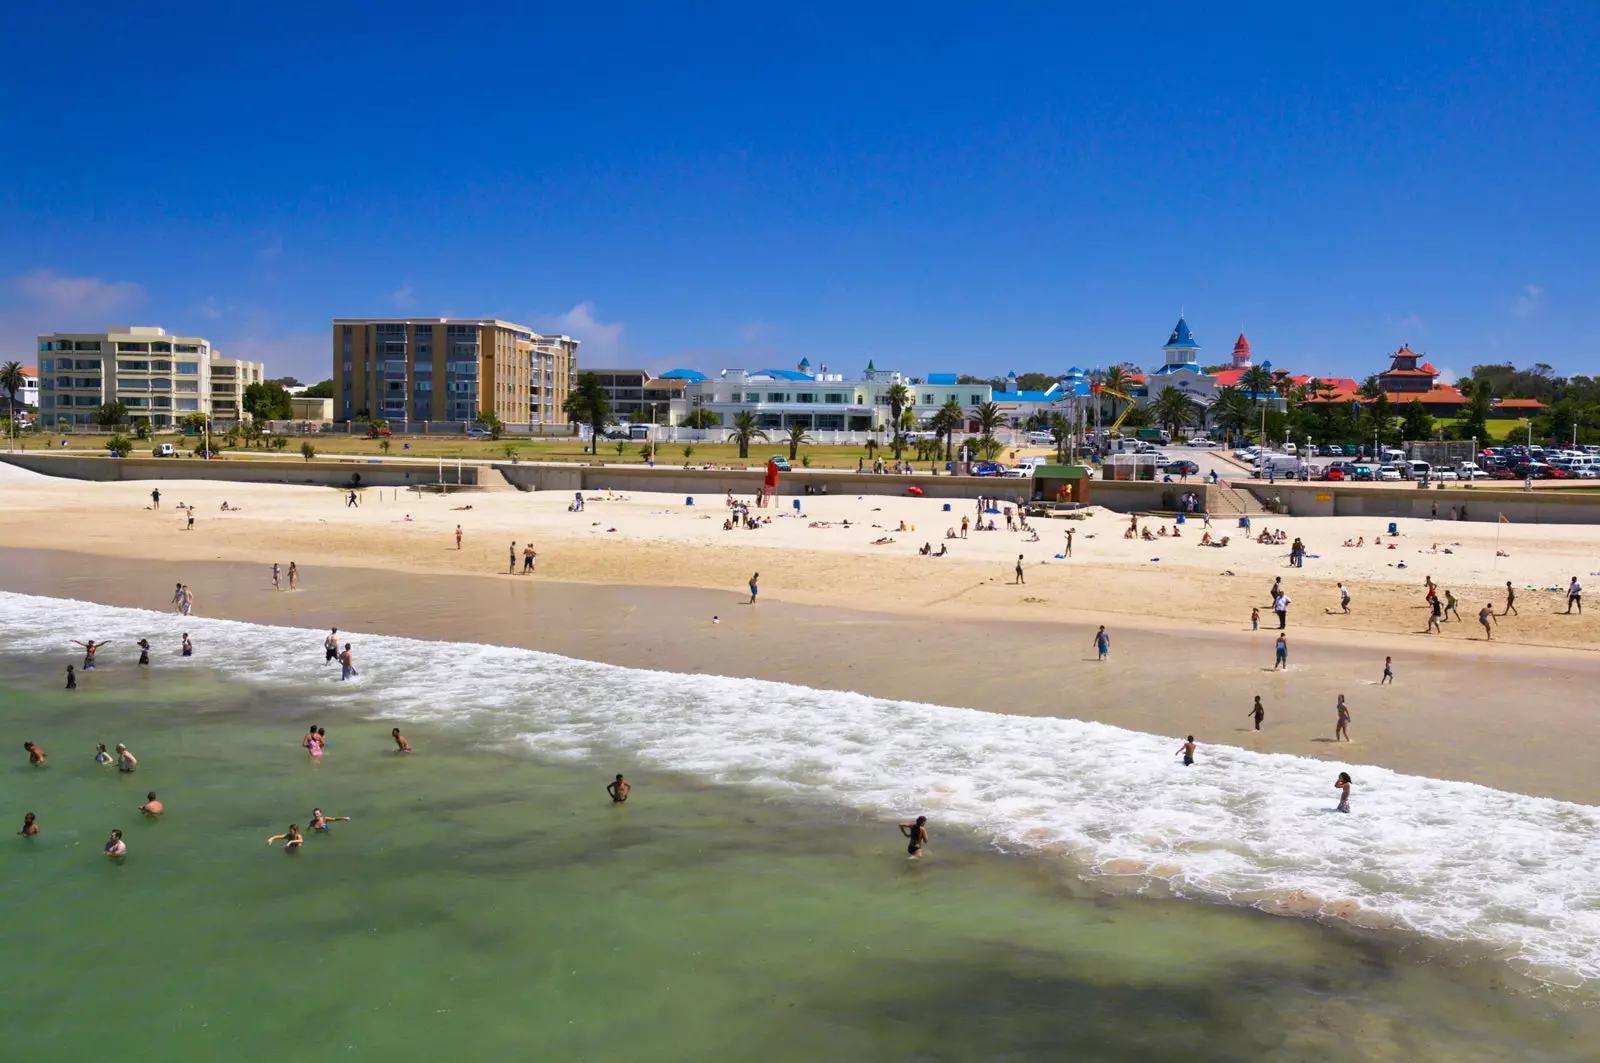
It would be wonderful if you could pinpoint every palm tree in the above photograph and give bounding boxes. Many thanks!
[931,399,964,461]
[1048,412,1071,462]
[1099,366,1130,422]
[562,372,613,452]
[885,383,912,459]
[730,410,768,459]
[1239,365,1275,407]
[974,401,1005,453]
[1151,388,1198,437]
[0,361,24,421]
[784,422,813,461]
[1210,387,1254,441]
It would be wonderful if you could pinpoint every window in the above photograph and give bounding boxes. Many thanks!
[177,381,198,393]
[117,378,151,391]
[39,358,52,373]
[767,392,787,403]
[76,341,102,351]
[74,395,99,406]
[117,342,150,352]
[75,359,102,370]
[152,396,172,408]
[118,361,151,372]
[151,342,172,352]
[177,398,199,412]
[176,362,199,375]
[970,394,982,405]
[149,378,172,390]
[123,396,149,408]
[175,344,200,354]
[150,360,172,372]
[794,392,815,403]
[415,380,431,392]
[824,392,844,404]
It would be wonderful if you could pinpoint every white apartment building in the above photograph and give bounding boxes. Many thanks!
[9,365,40,414]
[679,363,993,432]
[35,326,263,428]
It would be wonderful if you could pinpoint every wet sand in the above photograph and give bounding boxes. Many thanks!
[6,546,1599,805]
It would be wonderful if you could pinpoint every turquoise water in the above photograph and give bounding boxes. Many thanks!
[3,610,1599,1060]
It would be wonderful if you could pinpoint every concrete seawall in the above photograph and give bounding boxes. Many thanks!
[0,454,482,489]
[1242,481,1600,524]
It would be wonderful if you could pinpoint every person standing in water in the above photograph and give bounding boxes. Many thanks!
[607,774,630,803]
[1381,656,1393,684]
[1093,626,1110,661]
[65,664,76,689]
[272,563,281,590]
[899,816,929,858]
[339,643,357,681]
[288,562,298,591]
[115,744,137,772]
[309,808,350,832]
[136,639,151,666]
[181,633,193,657]
[747,572,759,604]
[267,825,303,851]
[391,728,412,753]
[95,743,112,765]
[324,628,340,663]
[1273,635,1288,670]
[172,583,185,612]
[139,792,163,817]
[18,813,38,836]
[23,742,46,766]
[1247,696,1265,730]
[508,542,517,575]
[1176,735,1196,766]
[72,639,110,671]
[1334,772,1353,813]
[104,829,127,858]
[1335,696,1351,742]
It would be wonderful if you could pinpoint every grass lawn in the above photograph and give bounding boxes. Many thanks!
[1433,418,1530,444]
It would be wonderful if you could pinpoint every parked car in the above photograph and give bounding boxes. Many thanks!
[1377,465,1402,481]
[152,443,177,457]
[767,456,792,471]
[1433,467,1459,481]
[1187,438,1219,448]
[1164,459,1200,476]
[1350,464,1376,481]
[970,461,1007,476]
[1456,464,1490,480]
[465,426,492,439]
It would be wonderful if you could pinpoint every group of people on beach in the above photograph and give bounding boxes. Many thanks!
[270,562,299,591]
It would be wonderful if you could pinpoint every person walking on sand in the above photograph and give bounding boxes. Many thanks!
[1503,581,1518,617]
[1093,626,1110,661]
[1176,735,1196,766]
[1337,582,1351,614]
[1248,696,1265,730]
[960,516,969,539]
[172,582,184,612]
[1014,554,1025,585]
[186,507,195,532]
[288,562,297,591]
[272,562,281,590]
[1426,596,1442,633]
[1567,577,1583,615]
[1064,528,1073,557]
[151,487,161,510]
[1335,695,1351,742]
[455,525,463,550]
[1273,634,1288,670]
[180,585,194,616]
[1479,603,1496,640]
[1334,772,1353,813]
[607,774,630,803]
[747,572,759,604]
[1250,607,1259,631]
[1273,591,1290,630]
[1444,589,1460,622]
[899,815,929,858]
[523,544,536,574]
[1381,656,1393,685]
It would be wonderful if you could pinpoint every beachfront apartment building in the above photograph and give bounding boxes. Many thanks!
[34,326,263,429]
[673,362,993,432]
[208,355,264,421]
[333,318,578,427]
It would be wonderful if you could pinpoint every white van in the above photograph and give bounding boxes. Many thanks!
[1404,460,1432,480]
[152,443,176,457]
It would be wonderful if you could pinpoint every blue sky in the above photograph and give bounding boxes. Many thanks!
[2,3,1596,385]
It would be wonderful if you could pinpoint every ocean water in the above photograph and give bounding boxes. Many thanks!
[3,590,1600,1061]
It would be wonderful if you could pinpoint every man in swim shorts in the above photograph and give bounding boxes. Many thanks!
[139,792,163,817]
[325,628,339,663]
[1479,604,1496,640]
[1094,626,1110,661]
[748,572,759,604]
[607,774,630,803]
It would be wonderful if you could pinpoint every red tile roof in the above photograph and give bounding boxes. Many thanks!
[1492,398,1547,409]
[1386,387,1465,405]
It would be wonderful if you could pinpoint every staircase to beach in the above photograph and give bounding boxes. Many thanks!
[1208,480,1268,516]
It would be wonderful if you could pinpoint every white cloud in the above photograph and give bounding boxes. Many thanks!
[193,295,227,321]
[738,321,769,343]
[13,269,146,316]
[389,284,415,309]
[538,302,625,363]
[1435,366,1458,385]
[215,330,328,385]
[1511,285,1545,318]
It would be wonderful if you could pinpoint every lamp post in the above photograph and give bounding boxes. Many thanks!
[650,402,658,465]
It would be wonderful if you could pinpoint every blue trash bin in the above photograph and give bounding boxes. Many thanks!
[942,503,951,512]
[1388,521,1398,536]
[686,496,694,506]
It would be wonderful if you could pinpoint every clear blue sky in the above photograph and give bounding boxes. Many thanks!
[2,3,1595,385]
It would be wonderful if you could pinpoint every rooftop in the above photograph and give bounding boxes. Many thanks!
[1164,317,1199,350]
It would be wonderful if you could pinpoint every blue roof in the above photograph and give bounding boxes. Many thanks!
[1014,389,1053,402]
[927,373,958,385]
[754,368,814,381]
[658,368,706,382]
[1164,317,1199,350]
[1153,363,1209,375]
[798,357,811,367]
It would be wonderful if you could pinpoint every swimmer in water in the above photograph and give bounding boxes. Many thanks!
[307,733,324,761]
[308,808,350,832]
[105,829,127,858]
[1176,735,1196,766]
[23,742,46,766]
[390,728,412,753]
[899,815,929,858]
[139,792,163,817]
[136,638,151,666]
[18,812,38,836]
[324,628,339,663]
[607,774,630,803]
[94,743,111,765]
[72,638,110,670]
[181,633,193,657]
[266,824,304,850]
[1334,772,1353,813]
[115,744,137,772]
[339,644,357,680]
[65,665,76,689]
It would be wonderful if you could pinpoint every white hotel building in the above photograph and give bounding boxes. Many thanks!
[673,361,993,432]
[35,325,263,429]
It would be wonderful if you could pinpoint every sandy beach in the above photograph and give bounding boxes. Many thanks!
[3,461,1599,803]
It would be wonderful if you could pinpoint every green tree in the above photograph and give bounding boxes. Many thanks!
[1151,388,1198,436]
[730,410,768,460]
[300,441,317,462]
[1357,375,1382,400]
[1399,400,1434,441]
[179,413,208,435]
[1098,366,1131,422]
[378,438,391,455]
[784,423,813,461]
[885,382,912,459]
[1537,399,1580,445]
[931,399,964,461]
[613,439,627,456]
[475,409,504,440]
[974,401,1005,450]
[679,408,720,429]
[94,401,128,427]
[242,382,293,420]
[270,435,288,451]
[0,361,25,418]
[563,372,613,452]
[863,438,879,461]
[132,418,151,440]
[638,443,655,463]
[681,443,695,467]
[105,433,133,457]
[301,379,335,399]
[1210,387,1254,440]
[1048,412,1071,462]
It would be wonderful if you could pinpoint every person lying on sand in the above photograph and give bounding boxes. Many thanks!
[871,537,897,545]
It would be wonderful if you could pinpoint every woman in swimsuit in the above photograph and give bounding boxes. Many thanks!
[267,825,304,851]
[72,639,109,670]
[136,639,151,666]
[23,742,46,766]
[18,813,38,836]
[309,808,350,832]
[181,633,193,657]
[94,743,112,765]
[288,562,297,590]
[899,816,929,858]
[1334,772,1353,813]
[307,735,323,761]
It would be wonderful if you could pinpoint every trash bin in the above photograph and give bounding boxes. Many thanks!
[792,499,801,511]
[942,503,951,512]
[686,496,694,506]
[1387,521,1398,536]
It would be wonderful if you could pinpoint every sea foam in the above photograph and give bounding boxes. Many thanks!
[4,590,1599,984]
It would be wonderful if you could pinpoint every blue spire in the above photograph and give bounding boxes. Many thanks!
[1164,317,1199,350]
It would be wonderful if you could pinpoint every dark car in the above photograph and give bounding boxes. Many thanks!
[970,461,1007,477]
[1164,459,1199,476]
